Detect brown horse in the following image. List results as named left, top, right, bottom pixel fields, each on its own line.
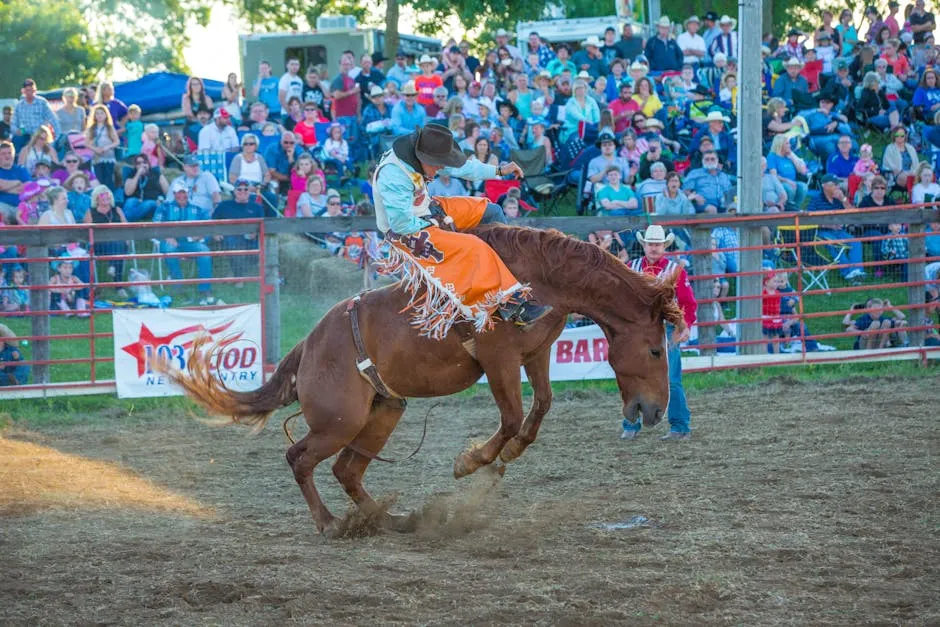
left=166, top=225, right=684, bottom=535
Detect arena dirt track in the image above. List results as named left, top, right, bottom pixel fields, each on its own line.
left=1, top=376, right=937, bottom=625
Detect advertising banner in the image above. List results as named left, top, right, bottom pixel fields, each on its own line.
left=113, top=305, right=263, bottom=398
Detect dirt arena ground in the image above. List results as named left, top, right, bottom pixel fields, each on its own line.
left=1, top=375, right=937, bottom=625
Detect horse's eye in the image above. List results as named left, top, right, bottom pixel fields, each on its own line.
left=649, top=348, right=663, bottom=359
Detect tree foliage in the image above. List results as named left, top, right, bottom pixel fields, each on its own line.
left=0, top=0, right=102, bottom=95
left=228, top=0, right=370, bottom=31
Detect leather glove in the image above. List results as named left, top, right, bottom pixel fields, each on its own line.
left=428, top=200, right=456, bottom=231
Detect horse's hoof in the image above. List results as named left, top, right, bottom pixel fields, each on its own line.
left=499, top=438, right=525, bottom=463
left=320, top=519, right=342, bottom=539
left=383, top=512, right=418, bottom=533
left=453, top=452, right=480, bottom=479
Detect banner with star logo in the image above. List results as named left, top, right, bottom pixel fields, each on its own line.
left=113, top=305, right=263, bottom=398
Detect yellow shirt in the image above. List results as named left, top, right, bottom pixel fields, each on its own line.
left=632, top=93, right=663, bottom=117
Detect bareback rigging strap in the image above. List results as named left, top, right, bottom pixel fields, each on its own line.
left=345, top=294, right=403, bottom=400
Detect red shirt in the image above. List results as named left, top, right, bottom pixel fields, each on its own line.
left=609, top=97, right=640, bottom=134
left=332, top=74, right=360, bottom=118
left=762, top=289, right=783, bottom=329
left=414, top=74, right=443, bottom=107
left=631, top=256, right=698, bottom=328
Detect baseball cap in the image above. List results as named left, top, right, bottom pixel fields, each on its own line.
left=233, top=178, right=253, bottom=188
left=183, top=154, right=199, bottom=166
left=170, top=179, right=189, bottom=193
left=213, top=108, right=230, bottom=119
left=820, top=174, right=839, bottom=185
left=22, top=78, right=35, bottom=88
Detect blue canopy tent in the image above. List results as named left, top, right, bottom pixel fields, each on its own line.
left=41, top=72, right=225, bottom=115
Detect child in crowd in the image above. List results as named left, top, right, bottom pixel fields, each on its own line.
left=0, top=323, right=30, bottom=386
left=853, top=144, right=878, bottom=185
left=64, top=171, right=92, bottom=223
left=321, top=123, right=350, bottom=177
left=125, top=105, right=144, bottom=156
left=286, top=153, right=325, bottom=217
left=1, top=265, right=30, bottom=313
left=16, top=180, right=49, bottom=226
left=762, top=271, right=786, bottom=353
left=49, top=256, right=88, bottom=317
left=502, top=195, right=521, bottom=219
left=140, top=123, right=165, bottom=167
left=297, top=175, right=328, bottom=217
left=843, top=298, right=909, bottom=349
left=85, top=104, right=120, bottom=189
left=881, top=223, right=910, bottom=280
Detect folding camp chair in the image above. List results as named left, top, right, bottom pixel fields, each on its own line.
left=775, top=225, right=848, bottom=293
left=510, top=146, right=571, bottom=214
left=195, top=150, right=232, bottom=192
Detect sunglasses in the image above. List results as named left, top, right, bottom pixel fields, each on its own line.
left=243, top=142, right=257, bottom=146
left=282, top=140, right=295, bottom=144
left=65, top=159, right=79, bottom=164
left=235, top=186, right=250, bottom=191
left=328, top=201, right=341, bottom=206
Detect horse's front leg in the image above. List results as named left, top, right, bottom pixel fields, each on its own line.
left=454, top=359, right=522, bottom=479
left=500, top=349, right=553, bottom=463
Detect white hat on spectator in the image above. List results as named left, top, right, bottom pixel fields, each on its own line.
left=629, top=61, right=647, bottom=72
left=576, top=70, right=592, bottom=80
left=495, top=28, right=511, bottom=38
left=685, top=15, right=700, bottom=25
left=418, top=54, right=437, bottom=66
left=719, top=15, right=737, bottom=27
left=368, top=85, right=384, bottom=97
left=643, top=118, right=665, bottom=129
left=713, top=52, right=728, bottom=64
left=657, top=16, right=672, bottom=28
left=784, top=57, right=803, bottom=67
left=636, top=225, right=675, bottom=246
left=170, top=179, right=189, bottom=194
left=582, top=35, right=603, bottom=48
left=400, top=81, right=419, bottom=96
left=704, top=111, right=730, bottom=123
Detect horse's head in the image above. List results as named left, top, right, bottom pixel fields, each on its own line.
left=601, top=273, right=685, bottom=427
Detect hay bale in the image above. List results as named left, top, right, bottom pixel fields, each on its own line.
left=278, top=234, right=331, bottom=292
left=307, top=257, right=369, bottom=303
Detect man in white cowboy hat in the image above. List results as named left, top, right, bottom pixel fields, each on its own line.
left=677, top=15, right=706, bottom=65
left=390, top=81, right=427, bottom=137
left=572, top=36, right=606, bottom=78
left=771, top=57, right=810, bottom=108
left=494, top=28, right=523, bottom=61
left=0, top=322, right=30, bottom=386
left=689, top=110, right=736, bottom=167
left=708, top=15, right=738, bottom=59
left=373, top=125, right=551, bottom=338
left=644, top=16, right=683, bottom=72
left=623, top=225, right=696, bottom=440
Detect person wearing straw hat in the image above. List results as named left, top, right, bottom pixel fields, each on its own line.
left=644, top=16, right=683, bottom=72
left=494, top=28, right=523, bottom=61
left=572, top=36, right=606, bottom=78
left=372, top=124, right=552, bottom=338
left=622, top=225, right=696, bottom=441
left=415, top=55, right=443, bottom=108
left=390, top=82, right=427, bottom=137
left=0, top=323, right=29, bottom=386
left=677, top=16, right=706, bottom=66
left=689, top=110, right=735, bottom=167
left=771, top=57, right=810, bottom=108
left=708, top=15, right=738, bottom=59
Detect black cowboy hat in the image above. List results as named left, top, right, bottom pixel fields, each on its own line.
left=690, top=84, right=711, bottom=97
left=412, top=124, right=467, bottom=168
left=497, top=99, right=519, bottom=118
left=595, top=130, right=617, bottom=148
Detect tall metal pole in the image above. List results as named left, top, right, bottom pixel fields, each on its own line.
left=737, top=0, right=764, bottom=355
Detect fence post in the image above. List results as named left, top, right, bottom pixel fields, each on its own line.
left=907, top=222, right=926, bottom=349
left=691, top=226, right=715, bottom=355
left=738, top=227, right=764, bottom=355
left=263, top=233, right=281, bottom=366
left=26, top=245, right=50, bottom=384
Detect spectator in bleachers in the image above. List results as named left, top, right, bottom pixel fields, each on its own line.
left=213, top=178, right=262, bottom=281
left=281, top=96, right=304, bottom=132
left=771, top=58, right=811, bottom=108
left=11, top=79, right=59, bottom=151
left=94, top=81, right=128, bottom=136
left=595, top=165, right=640, bottom=216
left=609, top=83, right=639, bottom=134
left=836, top=9, right=858, bottom=55
left=331, top=52, right=362, bottom=130
left=561, top=79, right=600, bottom=142
left=55, top=87, right=86, bottom=148
left=355, top=53, right=386, bottom=101
left=197, top=108, right=239, bottom=152
left=228, top=133, right=271, bottom=194
left=909, top=0, right=936, bottom=44
left=546, top=44, right=575, bottom=78
left=525, top=117, right=553, bottom=167
left=322, top=122, right=350, bottom=177
left=18, top=124, right=59, bottom=176
left=805, top=92, right=851, bottom=158
left=858, top=71, right=901, bottom=131
left=252, top=60, right=281, bottom=116
left=386, top=51, right=409, bottom=88
left=808, top=174, right=866, bottom=282
left=637, top=139, right=673, bottom=181
left=0, top=107, right=11, bottom=141
left=911, top=162, right=940, bottom=203
left=645, top=17, right=683, bottom=72
left=293, top=101, right=328, bottom=149
left=677, top=16, right=706, bottom=66
left=16, top=180, right=47, bottom=225
left=882, top=125, right=920, bottom=190
left=83, top=185, right=127, bottom=290
left=1, top=265, right=29, bottom=313
left=632, top=77, right=663, bottom=118
left=635, top=161, right=668, bottom=199
left=153, top=180, right=217, bottom=305
left=709, top=15, right=739, bottom=59
left=655, top=171, right=696, bottom=216
left=172, top=154, right=220, bottom=216
left=2, top=142, right=35, bottom=221
left=682, top=150, right=734, bottom=213
left=690, top=111, right=735, bottom=167
left=391, top=82, right=427, bottom=137
left=297, top=175, right=327, bottom=217
left=277, top=59, right=303, bottom=113
left=913, top=67, right=940, bottom=120
left=0, top=323, right=29, bottom=386
left=427, top=171, right=466, bottom=197
left=825, top=135, right=859, bottom=180
left=123, top=154, right=169, bottom=221
left=37, top=187, right=74, bottom=226
left=587, top=129, right=630, bottom=184
left=761, top=156, right=788, bottom=213
left=616, top=19, right=644, bottom=62
left=767, top=134, right=808, bottom=211
left=64, top=171, right=91, bottom=222
left=265, top=131, right=305, bottom=195
left=777, top=28, right=806, bottom=63
left=125, top=105, right=144, bottom=157
left=84, top=104, right=119, bottom=190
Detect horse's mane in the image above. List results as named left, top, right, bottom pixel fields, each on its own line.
left=475, top=225, right=685, bottom=327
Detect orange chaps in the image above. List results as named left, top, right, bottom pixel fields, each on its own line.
left=385, top=196, right=524, bottom=338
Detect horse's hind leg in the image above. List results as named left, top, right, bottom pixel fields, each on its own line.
left=332, top=398, right=416, bottom=531
left=454, top=361, right=523, bottom=479
left=500, top=349, right=553, bottom=463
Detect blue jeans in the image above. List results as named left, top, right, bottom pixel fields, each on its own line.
left=817, top=228, right=864, bottom=277
left=93, top=161, right=116, bottom=190
left=784, top=180, right=809, bottom=211
left=123, top=198, right=159, bottom=222
left=622, top=324, right=691, bottom=434
left=160, top=239, right=213, bottom=292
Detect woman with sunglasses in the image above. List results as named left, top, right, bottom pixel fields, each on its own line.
left=882, top=124, right=920, bottom=190
left=51, top=151, right=95, bottom=186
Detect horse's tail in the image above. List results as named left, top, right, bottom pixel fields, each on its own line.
left=161, top=335, right=305, bottom=432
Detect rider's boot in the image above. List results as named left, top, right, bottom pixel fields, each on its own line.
left=497, top=291, right=553, bottom=328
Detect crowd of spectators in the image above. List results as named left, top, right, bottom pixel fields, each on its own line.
left=1, top=5, right=940, bottom=353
